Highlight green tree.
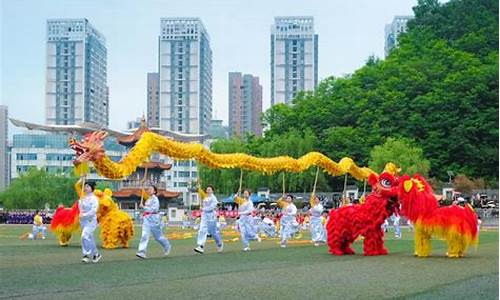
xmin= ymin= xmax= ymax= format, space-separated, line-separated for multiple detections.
xmin=0 ymin=168 xmax=78 ymax=209
xmin=369 ymin=138 xmax=431 ymax=176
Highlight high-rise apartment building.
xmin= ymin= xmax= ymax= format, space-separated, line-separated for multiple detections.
xmin=46 ymin=18 xmax=108 ymax=126
xmin=271 ymin=16 xmax=318 ymax=105
xmin=228 ymin=72 xmax=262 ymax=137
xmin=0 ymin=105 xmax=9 ymax=190
xmin=384 ymin=16 xmax=412 ymax=57
xmin=147 ymin=72 xmax=160 ymax=127
xmin=158 ymin=18 xmax=212 ymax=134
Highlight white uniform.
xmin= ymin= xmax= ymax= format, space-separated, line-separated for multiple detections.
xmin=261 ymin=217 xmax=276 ymax=237
xmin=238 ymin=200 xmax=258 ymax=248
xmin=137 ymin=195 xmax=171 ymax=256
xmin=79 ymin=192 xmax=99 ymax=257
xmin=310 ymin=204 xmax=326 ymax=243
xmin=391 ymin=213 xmax=401 ymax=238
xmin=196 ymin=194 xmax=223 ymax=248
xmin=280 ymin=203 xmax=298 ymax=245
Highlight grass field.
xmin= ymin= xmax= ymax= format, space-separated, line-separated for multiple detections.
xmin=0 ymin=225 xmax=498 ymax=300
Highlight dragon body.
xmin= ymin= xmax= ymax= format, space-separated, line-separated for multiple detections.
xmin=70 ymin=131 xmax=376 ymax=180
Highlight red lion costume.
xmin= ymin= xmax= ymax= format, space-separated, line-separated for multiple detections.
xmin=399 ymin=174 xmax=478 ymax=257
xmin=326 ymin=170 xmax=399 ymax=256
xmin=50 ymin=202 xmax=80 ymax=246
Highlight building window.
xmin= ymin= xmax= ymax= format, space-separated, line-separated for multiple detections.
xmin=16 ymin=153 xmax=37 ymax=160
xmin=178 ymin=171 xmax=190 ymax=177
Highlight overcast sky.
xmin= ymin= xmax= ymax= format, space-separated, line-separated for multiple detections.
xmin=1 ymin=0 xmax=417 ymax=134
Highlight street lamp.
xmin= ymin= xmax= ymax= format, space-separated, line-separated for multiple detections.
xmin=447 ymin=171 xmax=454 ymax=184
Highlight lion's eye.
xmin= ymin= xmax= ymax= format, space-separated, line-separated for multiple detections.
xmin=380 ymin=179 xmax=391 ymax=188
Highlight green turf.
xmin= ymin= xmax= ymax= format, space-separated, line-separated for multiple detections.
xmin=0 ymin=225 xmax=498 ymax=300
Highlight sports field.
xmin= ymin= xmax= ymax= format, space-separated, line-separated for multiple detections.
xmin=0 ymin=225 xmax=498 ymax=300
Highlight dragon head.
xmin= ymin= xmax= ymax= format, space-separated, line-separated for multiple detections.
xmin=69 ymin=131 xmax=108 ymax=165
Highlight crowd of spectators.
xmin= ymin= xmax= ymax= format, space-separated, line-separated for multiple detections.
xmin=0 ymin=210 xmax=52 ymax=224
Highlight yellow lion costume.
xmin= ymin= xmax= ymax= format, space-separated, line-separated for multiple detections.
xmin=95 ymin=188 xmax=135 ymax=248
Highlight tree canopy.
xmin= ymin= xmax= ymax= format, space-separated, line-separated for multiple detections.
xmin=0 ymin=168 xmax=78 ymax=209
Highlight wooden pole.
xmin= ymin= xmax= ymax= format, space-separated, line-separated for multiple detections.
xmin=238 ymin=169 xmax=243 ymax=194
xmin=343 ymin=174 xmax=348 ymax=200
xmin=282 ymin=172 xmax=286 ymax=197
xmin=139 ymin=167 xmax=149 ymax=207
xmin=312 ymin=167 xmax=320 ymax=195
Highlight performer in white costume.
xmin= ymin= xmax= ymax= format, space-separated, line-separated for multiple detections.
xmin=136 ymin=185 xmax=171 ymax=259
xmin=194 ymin=185 xmax=223 ymax=254
xmin=78 ymin=179 xmax=102 ymax=263
xmin=309 ymin=196 xmax=326 ymax=246
xmin=235 ymin=189 xmax=260 ymax=251
xmin=278 ymin=194 xmax=298 ymax=248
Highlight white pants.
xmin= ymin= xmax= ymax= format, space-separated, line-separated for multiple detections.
xmin=32 ymin=225 xmax=46 ymax=239
xmin=239 ymin=216 xmax=258 ymax=248
xmin=81 ymin=219 xmax=98 ymax=257
xmin=260 ymin=224 xmax=276 ymax=237
xmin=196 ymin=219 xmax=222 ymax=247
xmin=280 ymin=216 xmax=297 ymax=243
xmin=138 ymin=221 xmax=171 ymax=254
xmin=310 ymin=217 xmax=326 ymax=242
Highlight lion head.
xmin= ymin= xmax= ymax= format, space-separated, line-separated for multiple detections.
xmin=368 ymin=171 xmax=400 ymax=199
xmin=367 ymin=163 xmax=401 ymax=199
xmin=95 ymin=188 xmax=118 ymax=221
xmin=398 ymin=174 xmax=438 ymax=221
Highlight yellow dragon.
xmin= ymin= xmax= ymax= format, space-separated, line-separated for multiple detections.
xmin=69 ymin=131 xmax=376 ymax=180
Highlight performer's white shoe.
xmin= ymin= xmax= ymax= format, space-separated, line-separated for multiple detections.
xmin=194 ymin=245 xmax=204 ymax=254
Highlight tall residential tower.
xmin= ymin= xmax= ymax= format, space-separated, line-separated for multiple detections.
xmin=147 ymin=72 xmax=160 ymax=127
xmin=384 ymin=16 xmax=412 ymax=57
xmin=158 ymin=18 xmax=212 ymax=134
xmin=0 ymin=105 xmax=8 ymax=191
xmin=228 ymin=72 xmax=262 ymax=137
xmin=46 ymin=18 xmax=109 ymax=126
xmin=271 ymin=16 xmax=318 ymax=105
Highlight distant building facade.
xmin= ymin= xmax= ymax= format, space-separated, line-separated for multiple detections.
xmin=271 ymin=16 xmax=318 ymax=105
xmin=228 ymin=72 xmax=262 ymax=137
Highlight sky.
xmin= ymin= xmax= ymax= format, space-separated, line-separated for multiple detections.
xmin=0 ymin=0 xmax=417 ymax=135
